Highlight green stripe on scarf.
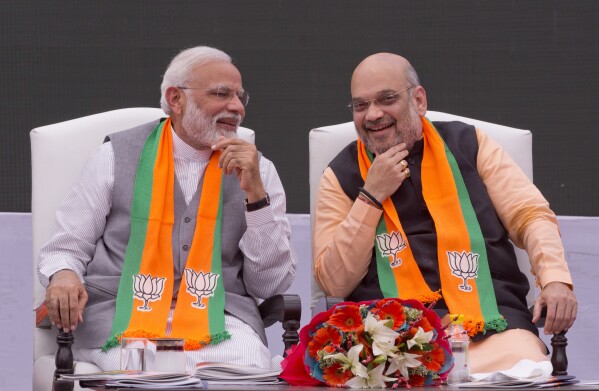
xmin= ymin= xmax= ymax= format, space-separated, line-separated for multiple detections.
xmin=109 ymin=122 xmax=163 ymax=339
xmin=438 ymin=130 xmax=504 ymax=332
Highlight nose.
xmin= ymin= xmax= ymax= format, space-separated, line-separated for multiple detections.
xmin=227 ymin=94 xmax=245 ymax=116
xmin=364 ymin=101 xmax=384 ymax=122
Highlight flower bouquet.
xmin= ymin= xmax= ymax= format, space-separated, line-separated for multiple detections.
xmin=280 ymin=298 xmax=454 ymax=388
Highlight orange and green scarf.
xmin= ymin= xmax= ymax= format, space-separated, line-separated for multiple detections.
xmin=103 ymin=118 xmax=229 ymax=351
xmin=359 ymin=116 xmax=507 ymax=336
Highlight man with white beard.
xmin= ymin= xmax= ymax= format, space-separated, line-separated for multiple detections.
xmin=38 ymin=46 xmax=297 ymax=371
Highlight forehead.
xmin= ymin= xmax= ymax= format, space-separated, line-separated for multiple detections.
xmin=351 ymin=61 xmax=407 ymax=98
xmin=188 ymin=61 xmax=243 ymax=88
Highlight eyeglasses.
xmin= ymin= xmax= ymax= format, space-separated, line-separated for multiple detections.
xmin=178 ymin=85 xmax=250 ymax=107
xmin=347 ymin=87 xmax=413 ymax=113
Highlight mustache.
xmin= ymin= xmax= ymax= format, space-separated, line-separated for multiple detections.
xmin=364 ymin=118 xmax=395 ymax=128
xmin=213 ymin=111 xmax=243 ymax=126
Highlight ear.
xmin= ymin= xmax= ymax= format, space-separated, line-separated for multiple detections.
xmin=412 ymin=86 xmax=428 ymax=116
xmin=165 ymin=86 xmax=185 ymax=115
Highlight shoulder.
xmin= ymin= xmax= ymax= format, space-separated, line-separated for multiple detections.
xmin=106 ymin=118 xmax=164 ymax=144
xmin=329 ymin=140 xmax=359 ymax=171
xmin=432 ymin=120 xmax=479 ymax=153
xmin=432 ymin=120 xmax=476 ymax=139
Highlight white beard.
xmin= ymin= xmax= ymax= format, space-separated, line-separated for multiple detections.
xmin=180 ymin=99 xmax=241 ymax=149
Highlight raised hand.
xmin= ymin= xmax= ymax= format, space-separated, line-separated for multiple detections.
xmin=363 ymin=143 xmax=411 ymax=203
xmin=212 ymin=136 xmax=266 ymax=202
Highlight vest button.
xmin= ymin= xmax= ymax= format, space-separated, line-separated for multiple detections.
xmin=408 ymin=158 xmax=415 ymax=165
xmin=184 ymin=217 xmax=191 ymax=223
xmin=182 ymin=245 xmax=189 ymax=251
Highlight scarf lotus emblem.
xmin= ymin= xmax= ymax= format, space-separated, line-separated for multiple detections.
xmin=358 ymin=116 xmax=506 ymax=337
xmin=102 ymin=118 xmax=229 ymax=351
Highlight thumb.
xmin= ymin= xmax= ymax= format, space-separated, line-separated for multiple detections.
xmin=78 ymin=288 xmax=88 ymax=322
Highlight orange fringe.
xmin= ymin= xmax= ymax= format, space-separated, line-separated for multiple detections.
xmin=415 ymin=290 xmax=443 ymax=304
xmin=462 ymin=319 xmax=485 ymax=337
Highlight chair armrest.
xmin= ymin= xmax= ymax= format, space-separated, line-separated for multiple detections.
xmin=258 ymin=294 xmax=301 ymax=356
xmin=529 ymin=306 xmax=568 ymax=376
xmin=34 ymin=303 xmax=75 ymax=390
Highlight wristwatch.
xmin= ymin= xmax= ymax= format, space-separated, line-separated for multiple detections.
xmin=245 ymin=193 xmax=270 ymax=212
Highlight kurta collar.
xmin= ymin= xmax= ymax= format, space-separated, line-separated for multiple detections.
xmin=171 ymin=123 xmax=212 ymax=162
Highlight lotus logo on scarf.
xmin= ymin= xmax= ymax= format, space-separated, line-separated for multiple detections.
xmin=133 ymin=274 xmax=166 ymax=311
xmin=184 ymin=269 xmax=219 ymax=309
xmin=447 ymin=251 xmax=479 ymax=292
xmin=376 ymin=231 xmax=407 ymax=268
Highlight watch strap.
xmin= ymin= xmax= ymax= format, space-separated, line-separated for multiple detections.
xmin=245 ymin=193 xmax=270 ymax=212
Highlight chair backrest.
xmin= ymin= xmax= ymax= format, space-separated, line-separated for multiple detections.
xmin=31 ymin=107 xmax=255 ymax=360
xmin=308 ymin=110 xmax=534 ymax=309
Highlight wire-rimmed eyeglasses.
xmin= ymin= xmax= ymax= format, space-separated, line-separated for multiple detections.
xmin=178 ymin=85 xmax=250 ymax=107
xmin=347 ymin=87 xmax=413 ymax=113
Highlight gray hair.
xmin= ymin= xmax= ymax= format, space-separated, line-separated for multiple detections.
xmin=405 ymin=63 xmax=420 ymax=88
xmin=160 ymin=46 xmax=232 ymax=114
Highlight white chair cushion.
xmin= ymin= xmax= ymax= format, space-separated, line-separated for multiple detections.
xmin=308 ymin=111 xmax=534 ymax=309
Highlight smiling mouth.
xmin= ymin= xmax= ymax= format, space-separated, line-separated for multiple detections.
xmin=217 ymin=119 xmax=239 ymax=127
xmin=366 ymin=122 xmax=394 ymax=132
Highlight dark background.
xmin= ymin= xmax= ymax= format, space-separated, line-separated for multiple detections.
xmin=2 ymin=1 xmax=598 ymax=215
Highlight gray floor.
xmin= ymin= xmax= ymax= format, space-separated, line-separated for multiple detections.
xmin=1 ymin=213 xmax=597 ymax=390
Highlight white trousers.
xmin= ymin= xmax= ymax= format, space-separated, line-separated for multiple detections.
xmin=74 ymin=315 xmax=275 ymax=372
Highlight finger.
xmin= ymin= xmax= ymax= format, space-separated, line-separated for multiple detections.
xmin=46 ymin=298 xmax=60 ymax=327
xmin=58 ymin=296 xmax=72 ymax=332
xmin=566 ymin=301 xmax=577 ymax=330
xmin=68 ymin=290 xmax=80 ymax=331
xmin=531 ymin=301 xmax=542 ymax=324
xmin=224 ymin=157 xmax=240 ymax=175
xmin=211 ymin=136 xmax=233 ymax=150
xmin=403 ymin=167 xmax=411 ymax=178
xmin=381 ymin=143 xmax=407 ymax=157
xmin=543 ymin=301 xmax=557 ymax=335
xmin=212 ymin=136 xmax=246 ymax=151
xmin=219 ymin=147 xmax=238 ymax=171
xmin=79 ymin=289 xmax=88 ymax=321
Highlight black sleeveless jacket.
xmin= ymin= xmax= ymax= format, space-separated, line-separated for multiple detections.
xmin=328 ymin=121 xmax=537 ymax=341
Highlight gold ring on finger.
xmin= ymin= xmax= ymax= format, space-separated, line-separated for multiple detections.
xmin=399 ymin=160 xmax=408 ymax=169
xmin=404 ymin=168 xmax=411 ymax=178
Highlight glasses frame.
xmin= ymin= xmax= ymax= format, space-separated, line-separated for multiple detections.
xmin=347 ymin=87 xmax=413 ymax=113
xmin=177 ymin=84 xmax=250 ymax=107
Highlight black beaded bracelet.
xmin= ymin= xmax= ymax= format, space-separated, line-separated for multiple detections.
xmin=358 ymin=187 xmax=383 ymax=209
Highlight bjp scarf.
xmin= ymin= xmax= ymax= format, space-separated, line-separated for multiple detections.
xmin=358 ymin=116 xmax=507 ymax=336
xmin=103 ymin=118 xmax=229 ymax=351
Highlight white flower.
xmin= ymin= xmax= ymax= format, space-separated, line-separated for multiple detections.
xmin=345 ymin=363 xmax=397 ymax=388
xmin=324 ymin=344 xmax=368 ymax=378
xmin=385 ymin=351 xmax=422 ymax=379
xmin=363 ymin=312 xmax=400 ymax=357
xmin=406 ymin=327 xmax=434 ymax=350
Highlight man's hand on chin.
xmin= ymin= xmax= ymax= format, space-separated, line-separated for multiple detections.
xmin=212 ymin=136 xmax=265 ymax=200
xmin=45 ymin=269 xmax=88 ymax=332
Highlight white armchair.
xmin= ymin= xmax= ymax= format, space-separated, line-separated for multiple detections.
xmin=308 ymin=110 xmax=567 ymax=374
xmin=31 ymin=108 xmax=260 ymax=390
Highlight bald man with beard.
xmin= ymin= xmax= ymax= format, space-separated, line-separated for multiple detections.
xmin=313 ymin=53 xmax=576 ymax=373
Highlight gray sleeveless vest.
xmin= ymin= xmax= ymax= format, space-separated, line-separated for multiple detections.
xmin=75 ymin=119 xmax=265 ymax=348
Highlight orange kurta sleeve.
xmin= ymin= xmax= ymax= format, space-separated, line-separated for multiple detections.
xmin=476 ymin=128 xmax=573 ymax=288
xmin=313 ymin=168 xmax=383 ymax=297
